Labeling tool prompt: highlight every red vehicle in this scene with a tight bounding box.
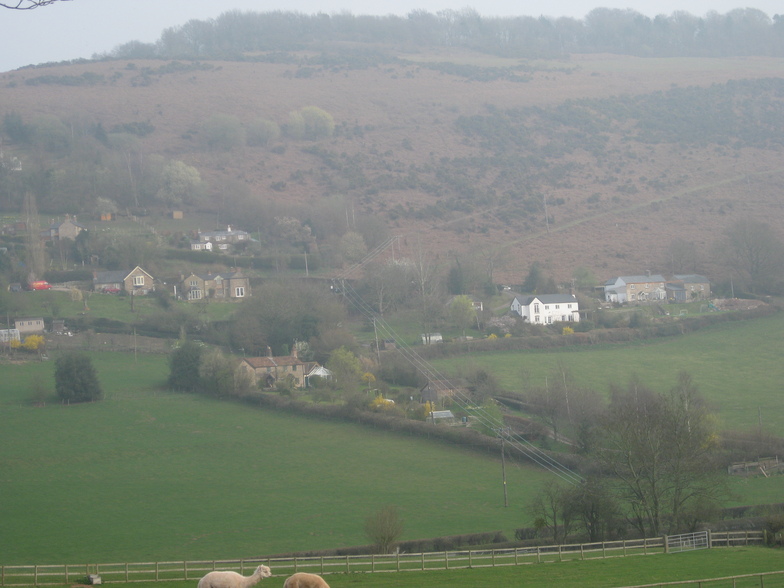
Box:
[27,280,52,291]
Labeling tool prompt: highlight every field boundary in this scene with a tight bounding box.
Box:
[0,531,763,586]
[620,570,784,587]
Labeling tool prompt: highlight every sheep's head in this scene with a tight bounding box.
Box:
[255,566,272,579]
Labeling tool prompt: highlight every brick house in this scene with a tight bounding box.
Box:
[93,266,155,295]
[238,348,324,389]
[180,270,250,301]
[604,275,667,303]
[44,215,85,241]
[668,274,711,301]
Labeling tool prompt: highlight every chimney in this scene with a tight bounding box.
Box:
[266,346,273,358]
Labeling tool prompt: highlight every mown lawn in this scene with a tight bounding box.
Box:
[431,311,784,434]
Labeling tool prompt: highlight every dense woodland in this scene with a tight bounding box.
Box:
[97,8,784,62]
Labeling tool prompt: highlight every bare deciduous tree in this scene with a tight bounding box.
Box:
[1,0,70,9]
[364,505,403,554]
[598,372,724,536]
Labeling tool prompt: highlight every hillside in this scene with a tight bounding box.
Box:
[2,49,784,284]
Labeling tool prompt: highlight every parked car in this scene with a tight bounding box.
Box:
[27,280,52,291]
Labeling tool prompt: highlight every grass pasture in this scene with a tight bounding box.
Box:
[431,310,784,434]
[0,351,554,565]
[3,309,784,568]
[30,547,784,588]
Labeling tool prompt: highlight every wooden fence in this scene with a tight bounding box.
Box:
[621,570,784,587]
[0,531,764,586]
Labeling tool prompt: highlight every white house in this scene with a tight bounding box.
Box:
[510,294,580,324]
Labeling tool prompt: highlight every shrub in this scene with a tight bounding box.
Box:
[55,352,103,403]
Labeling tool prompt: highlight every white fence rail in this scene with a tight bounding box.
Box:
[0,531,764,586]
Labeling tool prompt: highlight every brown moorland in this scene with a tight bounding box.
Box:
[2,49,784,283]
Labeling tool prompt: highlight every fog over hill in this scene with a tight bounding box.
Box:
[2,11,784,288]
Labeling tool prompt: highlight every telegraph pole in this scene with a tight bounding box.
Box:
[496,427,511,507]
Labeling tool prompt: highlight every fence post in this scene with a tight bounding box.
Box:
[493,549,497,566]
[708,529,713,548]
[155,562,159,582]
[371,554,375,573]
[663,536,669,554]
[537,546,541,564]
[469,550,473,568]
[421,552,425,571]
[184,561,188,581]
[514,547,518,565]
[602,542,606,558]
[125,562,129,582]
[320,557,324,575]
[558,545,562,562]
[396,551,400,572]
[294,557,298,573]
[445,551,449,570]
[346,555,350,574]
[580,544,584,560]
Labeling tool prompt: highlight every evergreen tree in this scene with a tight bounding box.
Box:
[54,352,103,403]
[167,340,203,392]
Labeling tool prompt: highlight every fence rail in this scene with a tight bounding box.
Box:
[0,531,764,586]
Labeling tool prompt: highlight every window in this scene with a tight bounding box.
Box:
[546,316,553,324]
[188,289,202,300]
[533,304,540,313]
[555,304,560,309]
[630,284,636,289]
[189,280,198,287]
[235,286,245,298]
[133,275,145,286]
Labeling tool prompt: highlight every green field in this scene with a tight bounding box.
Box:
[3,309,784,568]
[6,290,238,325]
[431,311,784,434]
[35,548,784,588]
[0,352,555,564]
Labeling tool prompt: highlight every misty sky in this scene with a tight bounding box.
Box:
[0,0,781,73]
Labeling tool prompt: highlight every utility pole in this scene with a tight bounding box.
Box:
[373,316,381,366]
[495,427,511,507]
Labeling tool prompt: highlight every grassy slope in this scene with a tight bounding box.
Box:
[431,311,784,434]
[0,352,554,564]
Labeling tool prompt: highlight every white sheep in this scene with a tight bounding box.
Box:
[281,572,330,588]
[197,565,272,588]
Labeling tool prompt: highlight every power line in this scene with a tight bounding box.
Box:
[333,244,583,485]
